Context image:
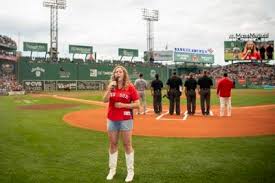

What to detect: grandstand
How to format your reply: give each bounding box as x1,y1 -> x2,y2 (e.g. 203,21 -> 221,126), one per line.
0,34 -> 17,61
0,35 -> 23,95
209,62 -> 275,87
1,33 -> 275,94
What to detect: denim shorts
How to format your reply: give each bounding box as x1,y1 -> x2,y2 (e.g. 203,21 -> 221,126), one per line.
107,119 -> 133,131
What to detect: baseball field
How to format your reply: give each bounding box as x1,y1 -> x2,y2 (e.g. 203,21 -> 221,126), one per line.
1,89 -> 275,183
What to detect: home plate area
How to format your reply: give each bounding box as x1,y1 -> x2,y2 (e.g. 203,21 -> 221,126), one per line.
140,107 -> 214,121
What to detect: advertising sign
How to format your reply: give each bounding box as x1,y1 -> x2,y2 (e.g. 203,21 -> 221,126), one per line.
23,42 -> 48,52
69,45 -> 93,54
118,48 -> 138,57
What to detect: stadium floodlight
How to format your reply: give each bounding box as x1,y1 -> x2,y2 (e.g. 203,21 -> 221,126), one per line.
142,8 -> 159,62
43,0 -> 67,61
142,9 -> 159,21
43,0 -> 66,9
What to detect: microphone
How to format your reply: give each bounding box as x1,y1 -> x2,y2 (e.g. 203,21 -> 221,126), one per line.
114,76 -> 119,82
111,76 -> 118,89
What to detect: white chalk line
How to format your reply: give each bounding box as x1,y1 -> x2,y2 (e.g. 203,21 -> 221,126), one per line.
157,110 -> 214,121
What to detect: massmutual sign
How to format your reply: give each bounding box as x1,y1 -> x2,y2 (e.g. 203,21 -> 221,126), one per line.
228,33 -> 269,40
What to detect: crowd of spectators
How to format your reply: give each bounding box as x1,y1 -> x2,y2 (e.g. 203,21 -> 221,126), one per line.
209,62 -> 275,86
0,74 -> 23,95
0,35 -> 17,62
0,35 -> 17,49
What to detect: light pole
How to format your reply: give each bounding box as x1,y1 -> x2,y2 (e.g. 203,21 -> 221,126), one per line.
43,0 -> 66,61
142,8 -> 159,62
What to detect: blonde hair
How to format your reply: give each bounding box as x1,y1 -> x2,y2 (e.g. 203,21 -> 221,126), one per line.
110,65 -> 131,89
243,40 -> 257,54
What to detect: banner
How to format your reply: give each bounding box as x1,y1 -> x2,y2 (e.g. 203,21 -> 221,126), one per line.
69,45 -> 93,54
144,51 -> 173,61
118,48 -> 138,57
174,52 -> 191,62
77,81 -> 105,90
174,52 -> 214,64
228,33 -> 269,40
8,91 -> 25,96
56,81 -> 77,90
23,42 -> 48,52
174,47 -> 213,54
23,81 -> 44,91
44,81 -> 56,91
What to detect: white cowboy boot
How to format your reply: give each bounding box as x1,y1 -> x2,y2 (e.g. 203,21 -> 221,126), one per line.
106,151 -> 118,180
125,151 -> 134,182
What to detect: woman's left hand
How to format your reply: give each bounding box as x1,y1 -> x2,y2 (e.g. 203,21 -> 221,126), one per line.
114,102 -> 124,108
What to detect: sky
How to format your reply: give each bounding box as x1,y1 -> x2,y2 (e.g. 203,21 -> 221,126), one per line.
0,0 -> 275,65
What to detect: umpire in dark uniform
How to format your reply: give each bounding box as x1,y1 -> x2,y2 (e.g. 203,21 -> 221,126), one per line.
166,72 -> 183,115
151,74 -> 163,115
198,71 -> 213,115
184,73 -> 197,115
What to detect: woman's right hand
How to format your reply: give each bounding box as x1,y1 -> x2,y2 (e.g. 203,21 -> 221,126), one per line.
108,81 -> 117,91
103,81 -> 116,102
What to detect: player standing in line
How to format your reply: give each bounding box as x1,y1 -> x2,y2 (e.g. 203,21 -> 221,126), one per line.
217,73 -> 234,116
134,73 -> 148,114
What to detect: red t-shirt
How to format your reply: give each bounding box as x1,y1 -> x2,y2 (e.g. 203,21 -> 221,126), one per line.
107,84 -> 139,121
242,52 -> 261,60
217,77 -> 233,97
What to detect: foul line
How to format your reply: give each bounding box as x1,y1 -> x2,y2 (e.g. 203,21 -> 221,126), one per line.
156,111 -> 169,120
158,118 -> 186,121
35,94 -> 275,111
137,108 -> 154,115
52,95 -> 107,106
158,110 -> 214,121
183,111 -> 188,121
210,111 -> 214,116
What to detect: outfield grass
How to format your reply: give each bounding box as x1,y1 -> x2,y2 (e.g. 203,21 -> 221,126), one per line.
0,93 -> 275,183
45,89 -> 275,107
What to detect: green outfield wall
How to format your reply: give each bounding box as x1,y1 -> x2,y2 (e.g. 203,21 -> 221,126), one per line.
18,58 -> 169,91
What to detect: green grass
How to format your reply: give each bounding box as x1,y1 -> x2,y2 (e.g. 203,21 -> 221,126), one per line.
45,89 -> 275,107
210,89 -> 275,106
0,92 -> 275,183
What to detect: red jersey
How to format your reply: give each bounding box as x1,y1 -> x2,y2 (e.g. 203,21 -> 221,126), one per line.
217,77 -> 233,97
242,52 -> 261,60
108,84 -> 139,121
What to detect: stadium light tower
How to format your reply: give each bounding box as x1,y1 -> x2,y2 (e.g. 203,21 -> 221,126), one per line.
142,8 -> 159,62
43,0 -> 66,61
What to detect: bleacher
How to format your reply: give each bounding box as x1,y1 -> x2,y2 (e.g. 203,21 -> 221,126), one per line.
209,62 -> 275,86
